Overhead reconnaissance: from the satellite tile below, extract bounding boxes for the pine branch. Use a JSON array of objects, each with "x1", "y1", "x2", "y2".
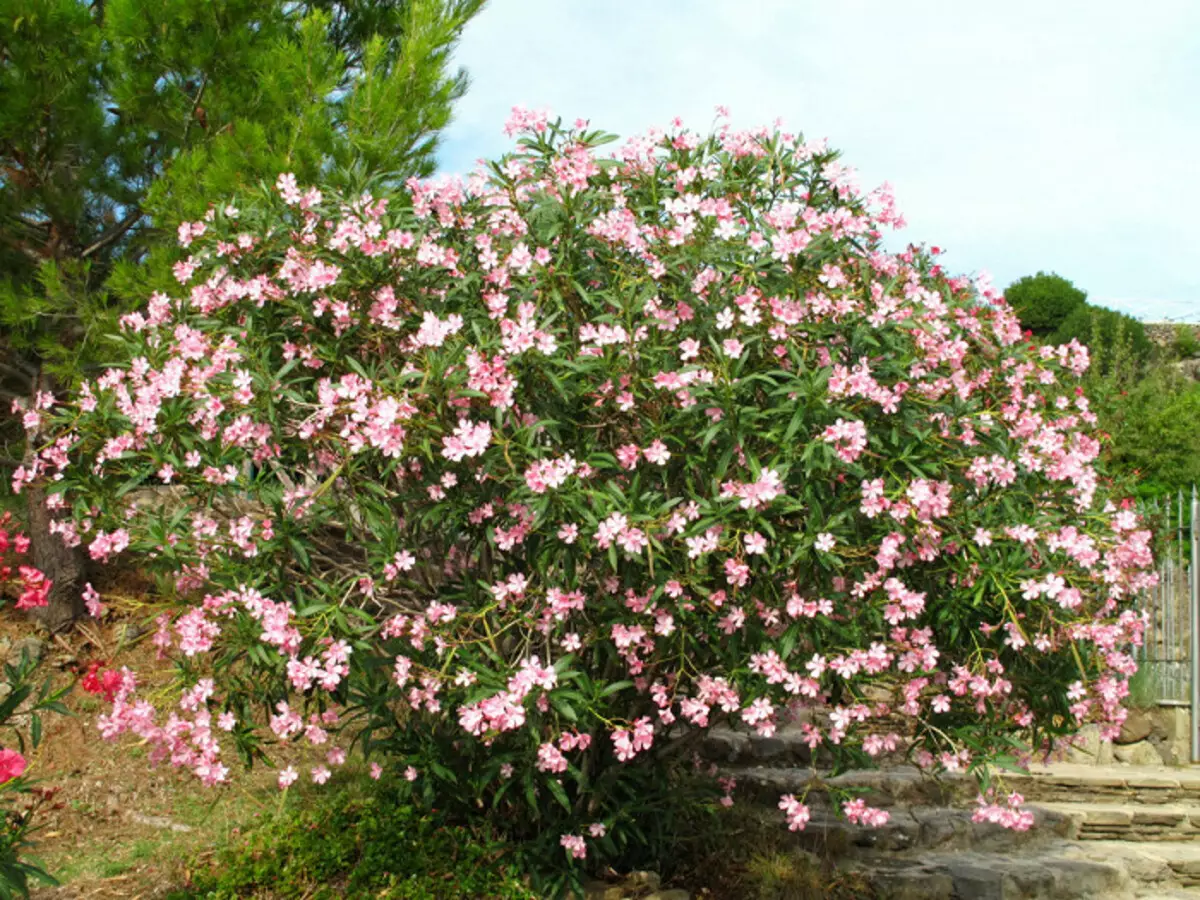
[{"x1": 80, "y1": 207, "x2": 143, "y2": 259}]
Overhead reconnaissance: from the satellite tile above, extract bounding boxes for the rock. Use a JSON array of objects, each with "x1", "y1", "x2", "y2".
[
  {"x1": 1040, "y1": 856, "x2": 1126, "y2": 896},
  {"x1": 583, "y1": 871, "x2": 669, "y2": 900},
  {"x1": 1148, "y1": 706, "x2": 1191, "y2": 743},
  {"x1": 943, "y1": 859, "x2": 1008, "y2": 900},
  {"x1": 867, "y1": 865, "x2": 954, "y2": 900},
  {"x1": 749, "y1": 734, "x2": 787, "y2": 761},
  {"x1": 1065, "y1": 724, "x2": 1102, "y2": 764},
  {"x1": 581, "y1": 884, "x2": 624, "y2": 900},
  {"x1": 625, "y1": 871, "x2": 660, "y2": 892},
  {"x1": 1114, "y1": 740, "x2": 1164, "y2": 766},
  {"x1": 1175, "y1": 358, "x2": 1200, "y2": 381},
  {"x1": 6, "y1": 636, "x2": 45, "y2": 666},
  {"x1": 115, "y1": 622, "x2": 145, "y2": 644},
  {"x1": 1117, "y1": 709, "x2": 1153, "y2": 744},
  {"x1": 129, "y1": 812, "x2": 192, "y2": 833},
  {"x1": 701, "y1": 726, "x2": 749, "y2": 762},
  {"x1": 779, "y1": 725, "x2": 815, "y2": 764},
  {"x1": 861, "y1": 684, "x2": 892, "y2": 704},
  {"x1": 1157, "y1": 739, "x2": 1192, "y2": 767}
]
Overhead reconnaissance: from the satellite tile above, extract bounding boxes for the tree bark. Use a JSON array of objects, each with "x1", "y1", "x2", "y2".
[
  {"x1": 23, "y1": 367, "x2": 86, "y2": 632},
  {"x1": 25, "y1": 471, "x2": 86, "y2": 631}
]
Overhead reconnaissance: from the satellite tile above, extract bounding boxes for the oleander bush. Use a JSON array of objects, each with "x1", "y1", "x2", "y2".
[{"x1": 18, "y1": 109, "x2": 1155, "y2": 892}]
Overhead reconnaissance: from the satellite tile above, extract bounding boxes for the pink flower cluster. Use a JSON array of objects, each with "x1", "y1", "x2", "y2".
[{"x1": 25, "y1": 110, "x2": 1159, "y2": 863}]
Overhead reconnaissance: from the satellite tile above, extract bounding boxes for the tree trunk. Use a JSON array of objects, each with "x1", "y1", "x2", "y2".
[
  {"x1": 24, "y1": 366, "x2": 86, "y2": 632},
  {"x1": 25, "y1": 471, "x2": 86, "y2": 631}
]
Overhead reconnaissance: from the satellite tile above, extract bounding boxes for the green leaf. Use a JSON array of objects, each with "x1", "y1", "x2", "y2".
[
  {"x1": 546, "y1": 777, "x2": 571, "y2": 813},
  {"x1": 599, "y1": 680, "x2": 633, "y2": 698}
]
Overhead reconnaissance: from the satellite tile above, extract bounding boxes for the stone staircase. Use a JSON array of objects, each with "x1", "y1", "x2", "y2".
[{"x1": 724, "y1": 759, "x2": 1200, "y2": 899}]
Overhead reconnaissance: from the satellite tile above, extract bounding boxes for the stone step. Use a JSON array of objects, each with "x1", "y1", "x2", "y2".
[
  {"x1": 728, "y1": 764, "x2": 975, "y2": 808},
  {"x1": 729, "y1": 762, "x2": 1200, "y2": 809},
  {"x1": 853, "y1": 844, "x2": 1133, "y2": 900},
  {"x1": 1065, "y1": 840, "x2": 1200, "y2": 891},
  {"x1": 1006, "y1": 765, "x2": 1200, "y2": 805},
  {"x1": 783, "y1": 803, "x2": 1070, "y2": 856},
  {"x1": 852, "y1": 840, "x2": 1200, "y2": 899},
  {"x1": 1031, "y1": 801, "x2": 1200, "y2": 842}
]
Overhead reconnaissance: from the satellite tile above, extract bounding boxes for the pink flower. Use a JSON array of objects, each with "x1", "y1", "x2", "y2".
[
  {"x1": 821, "y1": 419, "x2": 868, "y2": 463},
  {"x1": 537, "y1": 741, "x2": 569, "y2": 773},
  {"x1": 0, "y1": 749, "x2": 25, "y2": 785},
  {"x1": 843, "y1": 798, "x2": 890, "y2": 827},
  {"x1": 559, "y1": 833, "x2": 587, "y2": 860},
  {"x1": 643, "y1": 440, "x2": 671, "y2": 465},
  {"x1": 779, "y1": 794, "x2": 810, "y2": 831},
  {"x1": 83, "y1": 582, "x2": 105, "y2": 618},
  {"x1": 278, "y1": 766, "x2": 298, "y2": 789},
  {"x1": 441, "y1": 418, "x2": 492, "y2": 462},
  {"x1": 616, "y1": 443, "x2": 640, "y2": 470}
]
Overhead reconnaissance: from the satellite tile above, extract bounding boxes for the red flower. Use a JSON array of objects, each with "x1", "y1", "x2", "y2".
[
  {"x1": 82, "y1": 661, "x2": 122, "y2": 703},
  {"x1": 15, "y1": 566, "x2": 51, "y2": 610},
  {"x1": 0, "y1": 749, "x2": 26, "y2": 785}
]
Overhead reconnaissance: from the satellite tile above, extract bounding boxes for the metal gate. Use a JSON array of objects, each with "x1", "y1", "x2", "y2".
[{"x1": 1135, "y1": 487, "x2": 1199, "y2": 763}]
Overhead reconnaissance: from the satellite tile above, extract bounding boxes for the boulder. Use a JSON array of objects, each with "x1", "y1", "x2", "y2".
[
  {"x1": 6, "y1": 636, "x2": 45, "y2": 667},
  {"x1": 1113, "y1": 740, "x2": 1164, "y2": 766},
  {"x1": 1065, "y1": 724, "x2": 1102, "y2": 764},
  {"x1": 1116, "y1": 708, "x2": 1153, "y2": 745}
]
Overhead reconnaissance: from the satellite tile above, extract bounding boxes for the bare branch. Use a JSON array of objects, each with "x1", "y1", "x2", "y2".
[{"x1": 80, "y1": 207, "x2": 143, "y2": 258}]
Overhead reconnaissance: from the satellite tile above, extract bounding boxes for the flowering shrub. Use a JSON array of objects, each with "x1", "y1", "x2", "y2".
[
  {"x1": 0, "y1": 519, "x2": 65, "y2": 895},
  {"x1": 19, "y1": 109, "x2": 1154, "y2": 881},
  {"x1": 0, "y1": 515, "x2": 50, "y2": 613},
  {"x1": 0, "y1": 647, "x2": 67, "y2": 898}
]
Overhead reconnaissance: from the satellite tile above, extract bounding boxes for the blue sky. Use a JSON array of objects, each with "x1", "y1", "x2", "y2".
[{"x1": 436, "y1": 0, "x2": 1200, "y2": 321}]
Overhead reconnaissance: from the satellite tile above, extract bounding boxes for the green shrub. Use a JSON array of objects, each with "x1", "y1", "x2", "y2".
[
  {"x1": 1083, "y1": 349, "x2": 1200, "y2": 498},
  {"x1": 1004, "y1": 272, "x2": 1088, "y2": 338},
  {"x1": 1051, "y1": 304, "x2": 1153, "y2": 369},
  {"x1": 1173, "y1": 325, "x2": 1200, "y2": 360},
  {"x1": 170, "y1": 780, "x2": 535, "y2": 900}
]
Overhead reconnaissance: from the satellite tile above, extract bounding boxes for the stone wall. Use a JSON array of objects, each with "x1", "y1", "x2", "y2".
[{"x1": 1066, "y1": 703, "x2": 1193, "y2": 767}]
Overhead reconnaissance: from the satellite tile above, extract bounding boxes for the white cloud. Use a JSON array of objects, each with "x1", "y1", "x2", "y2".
[{"x1": 438, "y1": 0, "x2": 1200, "y2": 318}]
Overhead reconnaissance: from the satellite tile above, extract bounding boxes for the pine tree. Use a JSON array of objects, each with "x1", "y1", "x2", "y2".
[{"x1": 0, "y1": 0, "x2": 485, "y2": 628}]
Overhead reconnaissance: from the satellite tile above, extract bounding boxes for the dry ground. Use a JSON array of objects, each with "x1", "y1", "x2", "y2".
[{"x1": 1, "y1": 573, "x2": 287, "y2": 900}]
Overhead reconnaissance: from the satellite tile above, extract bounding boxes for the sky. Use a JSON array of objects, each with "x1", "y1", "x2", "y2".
[{"x1": 436, "y1": 0, "x2": 1200, "y2": 321}]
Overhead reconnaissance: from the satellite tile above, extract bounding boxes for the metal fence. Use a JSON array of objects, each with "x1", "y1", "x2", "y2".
[
  {"x1": 1135, "y1": 487, "x2": 1199, "y2": 762},
  {"x1": 1138, "y1": 489, "x2": 1196, "y2": 703}
]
